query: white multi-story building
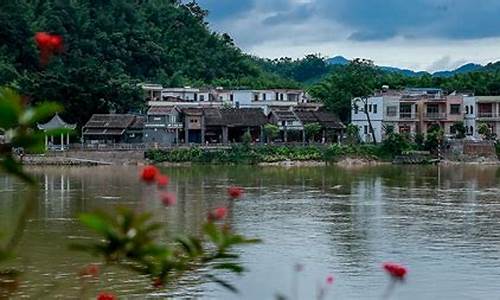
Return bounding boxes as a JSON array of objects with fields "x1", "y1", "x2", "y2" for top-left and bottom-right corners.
[
  {"x1": 351, "y1": 96, "x2": 384, "y2": 143},
  {"x1": 463, "y1": 94, "x2": 476, "y2": 137},
  {"x1": 141, "y1": 84, "x2": 318, "y2": 113}
]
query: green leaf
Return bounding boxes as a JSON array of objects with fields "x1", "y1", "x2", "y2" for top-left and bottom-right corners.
[
  {"x1": 203, "y1": 222, "x2": 223, "y2": 245},
  {"x1": 205, "y1": 274, "x2": 239, "y2": 293},
  {"x1": 176, "y1": 236, "x2": 202, "y2": 257},
  {"x1": 79, "y1": 213, "x2": 111, "y2": 235},
  {"x1": 0, "y1": 88, "x2": 22, "y2": 129},
  {"x1": 213, "y1": 263, "x2": 245, "y2": 274},
  {"x1": 0, "y1": 155, "x2": 35, "y2": 184}
]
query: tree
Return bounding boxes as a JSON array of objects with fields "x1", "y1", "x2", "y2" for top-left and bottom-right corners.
[
  {"x1": 345, "y1": 124, "x2": 360, "y2": 145},
  {"x1": 304, "y1": 122, "x2": 322, "y2": 142},
  {"x1": 425, "y1": 124, "x2": 444, "y2": 154},
  {"x1": 478, "y1": 123, "x2": 495, "y2": 140},
  {"x1": 451, "y1": 121, "x2": 466, "y2": 139},
  {"x1": 263, "y1": 124, "x2": 279, "y2": 144},
  {"x1": 310, "y1": 58, "x2": 380, "y2": 144}
]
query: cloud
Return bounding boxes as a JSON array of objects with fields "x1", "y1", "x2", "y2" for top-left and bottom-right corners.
[
  {"x1": 427, "y1": 56, "x2": 468, "y2": 72},
  {"x1": 195, "y1": 0, "x2": 500, "y2": 70}
]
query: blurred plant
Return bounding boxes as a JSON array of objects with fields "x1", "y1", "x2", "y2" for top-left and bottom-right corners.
[
  {"x1": 73, "y1": 166, "x2": 259, "y2": 295},
  {"x1": 0, "y1": 87, "x2": 66, "y2": 183},
  {"x1": 0, "y1": 87, "x2": 68, "y2": 298}
]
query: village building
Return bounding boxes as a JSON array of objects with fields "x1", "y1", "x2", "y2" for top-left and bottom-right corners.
[
  {"x1": 463, "y1": 93, "x2": 476, "y2": 137},
  {"x1": 476, "y1": 96, "x2": 500, "y2": 137},
  {"x1": 144, "y1": 106, "x2": 183, "y2": 146},
  {"x1": 83, "y1": 114, "x2": 144, "y2": 145},
  {"x1": 296, "y1": 109, "x2": 346, "y2": 143},
  {"x1": 268, "y1": 109, "x2": 304, "y2": 142},
  {"x1": 351, "y1": 95, "x2": 384, "y2": 143},
  {"x1": 140, "y1": 84, "x2": 320, "y2": 113},
  {"x1": 204, "y1": 108, "x2": 267, "y2": 143},
  {"x1": 352, "y1": 88, "x2": 469, "y2": 142}
]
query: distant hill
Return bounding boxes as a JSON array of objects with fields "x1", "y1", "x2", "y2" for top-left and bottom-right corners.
[{"x1": 326, "y1": 55, "x2": 488, "y2": 77}]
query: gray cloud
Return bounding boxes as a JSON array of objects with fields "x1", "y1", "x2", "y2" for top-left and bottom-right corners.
[{"x1": 195, "y1": 0, "x2": 500, "y2": 70}]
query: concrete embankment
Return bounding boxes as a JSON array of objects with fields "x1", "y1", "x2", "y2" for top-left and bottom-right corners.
[{"x1": 24, "y1": 150, "x2": 146, "y2": 166}]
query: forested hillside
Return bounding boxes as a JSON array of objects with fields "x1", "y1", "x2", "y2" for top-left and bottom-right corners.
[
  {"x1": 0, "y1": 0, "x2": 296, "y2": 125},
  {"x1": 1, "y1": 0, "x2": 500, "y2": 125}
]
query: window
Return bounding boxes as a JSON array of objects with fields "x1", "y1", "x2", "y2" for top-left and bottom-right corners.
[
  {"x1": 219, "y1": 96, "x2": 223, "y2": 101},
  {"x1": 373, "y1": 104, "x2": 378, "y2": 114},
  {"x1": 254, "y1": 94, "x2": 259, "y2": 101},
  {"x1": 275, "y1": 92, "x2": 279, "y2": 100},
  {"x1": 450, "y1": 104, "x2": 461, "y2": 115},
  {"x1": 200, "y1": 95, "x2": 205, "y2": 101},
  {"x1": 280, "y1": 93, "x2": 284, "y2": 101},
  {"x1": 354, "y1": 105, "x2": 359, "y2": 114},
  {"x1": 465, "y1": 106, "x2": 469, "y2": 114},
  {"x1": 386, "y1": 106, "x2": 397, "y2": 117},
  {"x1": 427, "y1": 105, "x2": 439, "y2": 114},
  {"x1": 368, "y1": 104, "x2": 372, "y2": 112},
  {"x1": 470, "y1": 105, "x2": 474, "y2": 115},
  {"x1": 364, "y1": 125, "x2": 368, "y2": 134},
  {"x1": 230, "y1": 94, "x2": 234, "y2": 102},
  {"x1": 263, "y1": 93, "x2": 267, "y2": 100}
]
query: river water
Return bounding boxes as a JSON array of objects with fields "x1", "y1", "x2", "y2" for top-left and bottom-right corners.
[{"x1": 1, "y1": 165, "x2": 500, "y2": 299}]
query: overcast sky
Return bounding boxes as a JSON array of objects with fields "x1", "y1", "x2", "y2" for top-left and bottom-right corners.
[{"x1": 197, "y1": 0, "x2": 500, "y2": 72}]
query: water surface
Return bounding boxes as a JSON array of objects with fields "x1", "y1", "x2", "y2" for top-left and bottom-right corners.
[{"x1": 1, "y1": 165, "x2": 500, "y2": 299}]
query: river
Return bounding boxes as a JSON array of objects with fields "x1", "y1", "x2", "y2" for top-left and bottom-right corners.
[{"x1": 1, "y1": 165, "x2": 500, "y2": 299}]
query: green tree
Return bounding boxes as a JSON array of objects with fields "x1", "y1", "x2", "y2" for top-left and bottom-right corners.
[
  {"x1": 264, "y1": 124, "x2": 279, "y2": 144},
  {"x1": 345, "y1": 124, "x2": 360, "y2": 145},
  {"x1": 304, "y1": 122, "x2": 322, "y2": 142},
  {"x1": 451, "y1": 121, "x2": 466, "y2": 139}
]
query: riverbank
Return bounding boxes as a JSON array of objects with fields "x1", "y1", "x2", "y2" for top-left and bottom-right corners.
[{"x1": 21, "y1": 145, "x2": 500, "y2": 167}]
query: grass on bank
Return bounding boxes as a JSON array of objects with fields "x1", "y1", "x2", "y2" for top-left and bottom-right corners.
[{"x1": 145, "y1": 144, "x2": 391, "y2": 164}]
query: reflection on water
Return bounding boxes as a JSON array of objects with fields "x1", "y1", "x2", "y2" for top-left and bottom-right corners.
[{"x1": 1, "y1": 165, "x2": 500, "y2": 299}]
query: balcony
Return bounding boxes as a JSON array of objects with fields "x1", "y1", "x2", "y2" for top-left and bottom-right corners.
[
  {"x1": 399, "y1": 113, "x2": 417, "y2": 120},
  {"x1": 424, "y1": 112, "x2": 447, "y2": 120},
  {"x1": 477, "y1": 112, "x2": 500, "y2": 120}
]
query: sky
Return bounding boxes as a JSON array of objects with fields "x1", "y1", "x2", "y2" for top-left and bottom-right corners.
[{"x1": 196, "y1": 0, "x2": 500, "y2": 72}]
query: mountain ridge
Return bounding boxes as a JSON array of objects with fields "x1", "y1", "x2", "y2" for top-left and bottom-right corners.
[{"x1": 326, "y1": 55, "x2": 485, "y2": 77}]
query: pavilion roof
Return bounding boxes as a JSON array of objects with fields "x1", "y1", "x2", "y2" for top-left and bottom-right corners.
[{"x1": 37, "y1": 114, "x2": 76, "y2": 131}]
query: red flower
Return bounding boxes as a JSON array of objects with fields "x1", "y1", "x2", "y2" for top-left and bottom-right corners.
[
  {"x1": 227, "y1": 186, "x2": 244, "y2": 199},
  {"x1": 34, "y1": 32, "x2": 63, "y2": 65},
  {"x1": 326, "y1": 274, "x2": 335, "y2": 285},
  {"x1": 208, "y1": 207, "x2": 228, "y2": 221},
  {"x1": 140, "y1": 165, "x2": 159, "y2": 183},
  {"x1": 383, "y1": 263, "x2": 407, "y2": 280},
  {"x1": 79, "y1": 264, "x2": 99, "y2": 277},
  {"x1": 97, "y1": 292, "x2": 117, "y2": 300},
  {"x1": 156, "y1": 175, "x2": 170, "y2": 188},
  {"x1": 160, "y1": 192, "x2": 176, "y2": 207},
  {"x1": 35, "y1": 32, "x2": 52, "y2": 48}
]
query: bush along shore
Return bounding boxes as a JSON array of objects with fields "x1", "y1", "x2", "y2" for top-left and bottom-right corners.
[{"x1": 145, "y1": 144, "x2": 393, "y2": 165}]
